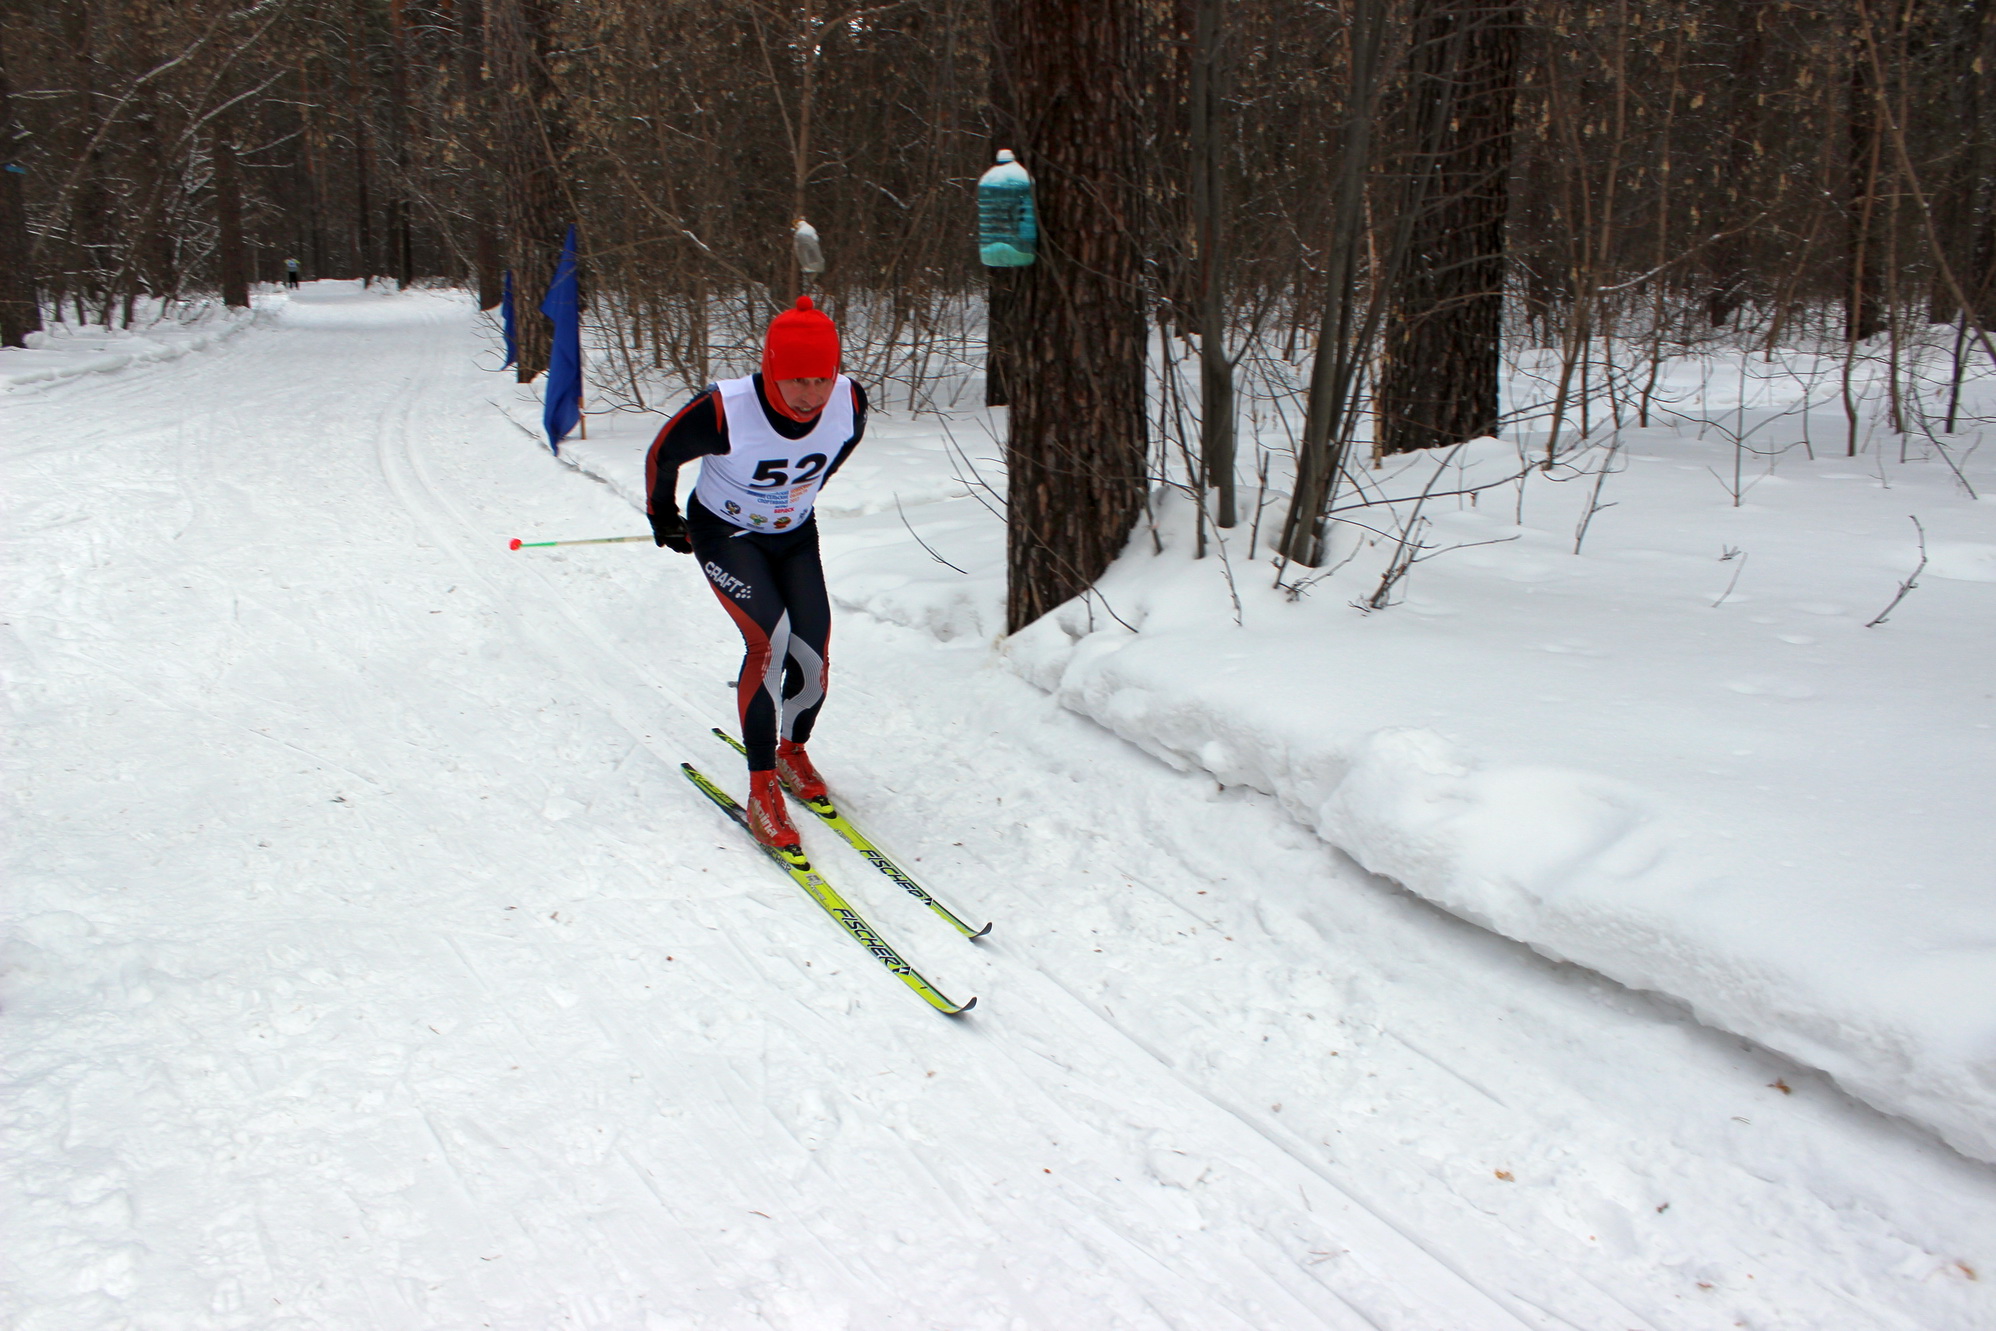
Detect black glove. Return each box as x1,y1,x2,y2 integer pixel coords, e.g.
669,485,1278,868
649,509,693,553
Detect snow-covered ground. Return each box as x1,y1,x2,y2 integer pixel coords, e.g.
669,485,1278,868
6,283,1995,1329
1,298,258,391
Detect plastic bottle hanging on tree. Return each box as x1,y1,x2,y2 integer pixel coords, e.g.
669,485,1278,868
793,219,826,276
977,150,1037,267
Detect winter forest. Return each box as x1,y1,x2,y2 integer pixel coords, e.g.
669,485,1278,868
6,1,1996,1329
6,1,1996,613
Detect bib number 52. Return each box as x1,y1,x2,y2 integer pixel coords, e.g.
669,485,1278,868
748,454,828,489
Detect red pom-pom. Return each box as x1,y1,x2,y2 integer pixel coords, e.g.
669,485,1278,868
796,296,814,310
509,538,522,550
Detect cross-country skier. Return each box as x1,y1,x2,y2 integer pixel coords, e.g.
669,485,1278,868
645,296,865,849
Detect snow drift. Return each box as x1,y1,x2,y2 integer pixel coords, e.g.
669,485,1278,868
996,476,1996,1166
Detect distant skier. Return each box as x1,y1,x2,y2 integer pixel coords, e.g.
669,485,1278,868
283,257,301,289
645,296,866,849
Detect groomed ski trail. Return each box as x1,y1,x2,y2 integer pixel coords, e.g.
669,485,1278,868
6,285,1993,1331
359,292,1545,1330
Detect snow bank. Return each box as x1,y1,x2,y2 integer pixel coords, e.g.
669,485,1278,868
15,286,1995,1330
516,348,1996,1168
991,470,1996,1165
0,301,257,391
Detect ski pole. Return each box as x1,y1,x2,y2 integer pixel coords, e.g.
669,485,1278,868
509,535,651,550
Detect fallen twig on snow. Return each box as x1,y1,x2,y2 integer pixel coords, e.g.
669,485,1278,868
1865,516,1929,628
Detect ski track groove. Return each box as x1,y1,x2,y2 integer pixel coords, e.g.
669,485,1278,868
377,369,1540,1325
1005,938,1547,1329
354,325,1550,1327
14,291,1995,1330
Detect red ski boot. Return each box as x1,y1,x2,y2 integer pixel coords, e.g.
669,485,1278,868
775,740,829,802
746,770,801,849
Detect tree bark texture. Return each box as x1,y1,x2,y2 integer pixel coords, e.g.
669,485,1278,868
348,0,376,282
389,0,415,289
1190,0,1235,526
213,127,251,309
1845,28,1885,342
1947,0,1995,330
1375,1,1520,456
994,0,1149,634
1277,0,1389,567
1705,12,1767,327
984,264,1021,406
0,35,42,347
475,219,505,310
456,0,506,311
984,14,1022,409
487,0,567,381
128,75,178,304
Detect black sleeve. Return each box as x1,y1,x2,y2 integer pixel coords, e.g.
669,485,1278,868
644,388,728,521
821,382,869,485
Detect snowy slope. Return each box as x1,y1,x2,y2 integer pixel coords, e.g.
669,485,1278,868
1,300,257,390
566,326,1996,1171
998,443,1996,1168
6,285,1996,1330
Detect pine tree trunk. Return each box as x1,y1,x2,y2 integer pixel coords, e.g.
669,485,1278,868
985,264,1021,406
354,114,374,282
1374,1,1521,456
456,0,505,311
475,219,504,310
299,60,326,281
1190,0,1235,526
1278,0,1390,566
0,36,42,347
1845,30,1885,342
214,126,251,309
487,0,566,381
132,89,178,304
1937,0,1995,330
995,0,1149,634
984,15,1021,409
1705,13,1767,327
349,0,375,284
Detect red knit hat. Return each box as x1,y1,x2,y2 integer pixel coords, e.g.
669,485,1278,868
762,296,840,384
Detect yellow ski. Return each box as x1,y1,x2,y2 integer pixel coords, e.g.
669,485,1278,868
681,763,975,1015
712,729,991,940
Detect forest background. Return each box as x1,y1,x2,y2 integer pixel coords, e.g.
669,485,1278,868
2,0,1992,624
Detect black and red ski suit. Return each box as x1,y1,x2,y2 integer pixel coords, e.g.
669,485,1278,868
645,375,867,772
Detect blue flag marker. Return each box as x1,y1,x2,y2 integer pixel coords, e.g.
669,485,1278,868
540,227,582,454
500,270,517,370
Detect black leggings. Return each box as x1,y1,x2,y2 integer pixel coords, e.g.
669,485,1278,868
688,496,831,771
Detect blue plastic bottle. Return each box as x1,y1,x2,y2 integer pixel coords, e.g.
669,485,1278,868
977,150,1037,267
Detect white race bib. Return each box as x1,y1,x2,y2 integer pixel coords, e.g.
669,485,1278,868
694,375,855,533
